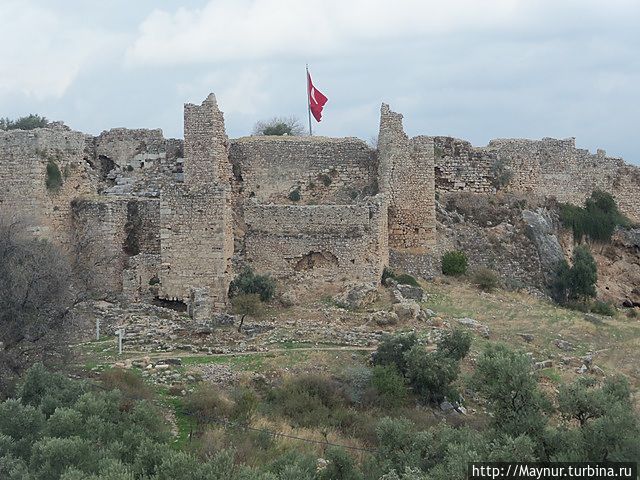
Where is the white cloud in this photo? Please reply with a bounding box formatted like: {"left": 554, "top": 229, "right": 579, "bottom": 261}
{"left": 126, "top": 0, "right": 640, "bottom": 66}
{"left": 126, "top": 0, "right": 520, "bottom": 65}
{"left": 0, "top": 1, "right": 123, "bottom": 100}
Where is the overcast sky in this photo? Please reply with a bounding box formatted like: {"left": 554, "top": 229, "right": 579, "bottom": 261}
{"left": 1, "top": 0, "right": 638, "bottom": 164}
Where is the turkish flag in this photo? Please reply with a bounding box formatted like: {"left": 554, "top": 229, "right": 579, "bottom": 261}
{"left": 307, "top": 71, "right": 328, "bottom": 122}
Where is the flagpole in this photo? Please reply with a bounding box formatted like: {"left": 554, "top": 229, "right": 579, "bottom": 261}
{"left": 306, "top": 64, "right": 312, "bottom": 136}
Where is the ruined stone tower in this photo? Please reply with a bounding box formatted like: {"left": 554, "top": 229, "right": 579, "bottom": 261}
{"left": 158, "top": 94, "right": 234, "bottom": 320}
{"left": 378, "top": 104, "right": 436, "bottom": 275}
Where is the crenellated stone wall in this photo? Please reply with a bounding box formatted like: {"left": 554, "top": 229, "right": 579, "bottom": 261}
{"left": 1, "top": 92, "right": 637, "bottom": 317}
{"left": 433, "top": 136, "right": 640, "bottom": 223}
{"left": 229, "top": 136, "right": 377, "bottom": 205}
{"left": 242, "top": 197, "right": 388, "bottom": 282}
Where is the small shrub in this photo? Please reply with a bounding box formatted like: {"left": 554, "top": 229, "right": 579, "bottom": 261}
{"left": 371, "top": 332, "right": 418, "bottom": 375}
{"left": 472, "top": 267, "right": 499, "bottom": 292}
{"left": 288, "top": 189, "right": 301, "bottom": 201}
{"left": 45, "top": 160, "right": 63, "bottom": 191}
{"left": 590, "top": 301, "right": 616, "bottom": 317}
{"left": 341, "top": 366, "right": 373, "bottom": 404}
{"left": 437, "top": 329, "right": 472, "bottom": 361}
{"left": 0, "top": 114, "right": 49, "bottom": 130}
{"left": 491, "top": 158, "right": 513, "bottom": 190}
{"left": 268, "top": 374, "right": 345, "bottom": 428}
{"left": 626, "top": 309, "right": 638, "bottom": 319}
{"left": 230, "top": 387, "right": 258, "bottom": 424}
{"left": 371, "top": 365, "right": 408, "bottom": 408}
{"left": 405, "top": 347, "right": 460, "bottom": 403}
{"left": 381, "top": 267, "right": 420, "bottom": 287}
{"left": 228, "top": 267, "right": 276, "bottom": 302}
{"left": 183, "top": 385, "right": 232, "bottom": 429}
{"left": 441, "top": 250, "right": 468, "bottom": 276}
{"left": 252, "top": 116, "right": 303, "bottom": 136}
{"left": 559, "top": 190, "right": 630, "bottom": 243}
{"left": 318, "top": 173, "right": 332, "bottom": 186}
{"left": 100, "top": 369, "right": 152, "bottom": 401}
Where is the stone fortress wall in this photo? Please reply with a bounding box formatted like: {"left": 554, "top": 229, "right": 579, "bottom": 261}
{"left": 0, "top": 91, "right": 638, "bottom": 320}
{"left": 433, "top": 136, "right": 640, "bottom": 223}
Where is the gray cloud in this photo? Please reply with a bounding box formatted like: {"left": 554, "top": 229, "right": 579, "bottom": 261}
{"left": 0, "top": 0, "right": 638, "bottom": 164}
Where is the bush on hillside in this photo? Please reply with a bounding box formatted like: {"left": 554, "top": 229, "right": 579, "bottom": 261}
{"left": 441, "top": 251, "right": 468, "bottom": 276}
{"left": 371, "top": 365, "right": 408, "bottom": 408}
{"left": 552, "top": 245, "right": 598, "bottom": 303}
{"left": 371, "top": 332, "right": 418, "bottom": 376}
{"left": 381, "top": 267, "right": 420, "bottom": 287}
{"left": 559, "top": 190, "right": 630, "bottom": 243}
{"left": 471, "top": 267, "right": 499, "bottom": 292}
{"left": 228, "top": 267, "right": 276, "bottom": 302}
{"left": 437, "top": 329, "right": 472, "bottom": 361}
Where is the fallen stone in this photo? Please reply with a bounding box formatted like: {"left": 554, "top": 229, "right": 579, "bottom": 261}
{"left": 534, "top": 360, "right": 553, "bottom": 370}
{"left": 518, "top": 333, "right": 534, "bottom": 343}
{"left": 393, "top": 300, "right": 421, "bottom": 320}
{"left": 396, "top": 283, "right": 424, "bottom": 301}
{"left": 370, "top": 310, "right": 399, "bottom": 326}
{"left": 554, "top": 339, "right": 574, "bottom": 351}
{"left": 583, "top": 313, "right": 604, "bottom": 325}
{"left": 591, "top": 365, "right": 605, "bottom": 376}
{"left": 334, "top": 283, "right": 380, "bottom": 310}
{"left": 577, "top": 364, "right": 588, "bottom": 374}
{"left": 440, "top": 401, "right": 455, "bottom": 412}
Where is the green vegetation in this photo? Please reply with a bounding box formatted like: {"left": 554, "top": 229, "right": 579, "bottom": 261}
{"left": 0, "top": 114, "right": 49, "bottom": 131}
{"left": 252, "top": 116, "right": 303, "bottom": 136}
{"left": 471, "top": 267, "right": 499, "bottom": 292}
{"left": 441, "top": 250, "right": 468, "bottom": 276}
{"left": 45, "top": 160, "right": 63, "bottom": 191}
{"left": 231, "top": 293, "right": 264, "bottom": 332}
{"left": 553, "top": 245, "right": 598, "bottom": 303}
{"left": 381, "top": 267, "right": 420, "bottom": 287}
{"left": 228, "top": 267, "right": 276, "bottom": 302}
{"left": 559, "top": 190, "right": 631, "bottom": 243}
{"left": 490, "top": 158, "right": 513, "bottom": 190}
{"left": 318, "top": 173, "right": 332, "bottom": 186}
{"left": 288, "top": 188, "right": 301, "bottom": 201}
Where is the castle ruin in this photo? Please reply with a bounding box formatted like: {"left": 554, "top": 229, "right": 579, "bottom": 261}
{"left": 1, "top": 93, "right": 638, "bottom": 320}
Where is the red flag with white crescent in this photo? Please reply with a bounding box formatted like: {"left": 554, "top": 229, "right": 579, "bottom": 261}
{"left": 307, "top": 71, "right": 328, "bottom": 122}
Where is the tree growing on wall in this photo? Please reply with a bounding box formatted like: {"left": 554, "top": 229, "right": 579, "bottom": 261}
{"left": 552, "top": 245, "right": 598, "bottom": 303}
{"left": 0, "top": 114, "right": 49, "bottom": 131}
{"left": 252, "top": 116, "right": 304, "bottom": 136}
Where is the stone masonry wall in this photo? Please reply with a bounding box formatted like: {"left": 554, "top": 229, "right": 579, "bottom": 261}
{"left": 243, "top": 196, "right": 388, "bottom": 283}
{"left": 378, "top": 104, "right": 436, "bottom": 253}
{"left": 159, "top": 94, "right": 234, "bottom": 319}
{"left": 229, "top": 136, "right": 377, "bottom": 205}
{"left": 433, "top": 136, "right": 496, "bottom": 193}
{"left": 0, "top": 126, "right": 95, "bottom": 245}
{"left": 433, "top": 136, "right": 640, "bottom": 223}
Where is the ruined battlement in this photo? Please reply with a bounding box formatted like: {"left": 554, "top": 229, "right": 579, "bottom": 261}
{"left": 229, "top": 135, "right": 376, "bottom": 205}
{"left": 434, "top": 135, "right": 640, "bottom": 222}
{"left": 1, "top": 92, "right": 638, "bottom": 321}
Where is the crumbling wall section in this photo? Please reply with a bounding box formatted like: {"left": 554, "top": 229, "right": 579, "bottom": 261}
{"left": 243, "top": 197, "right": 388, "bottom": 282}
{"left": 489, "top": 138, "right": 640, "bottom": 222}
{"left": 433, "top": 136, "right": 496, "bottom": 193}
{"left": 229, "top": 136, "right": 377, "bottom": 204}
{"left": 159, "top": 185, "right": 232, "bottom": 311}
{"left": 378, "top": 104, "right": 436, "bottom": 253}
{"left": 159, "top": 94, "right": 234, "bottom": 320}
{"left": 0, "top": 127, "right": 95, "bottom": 244}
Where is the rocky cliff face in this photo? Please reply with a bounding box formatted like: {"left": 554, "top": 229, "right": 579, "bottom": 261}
{"left": 437, "top": 192, "right": 640, "bottom": 307}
